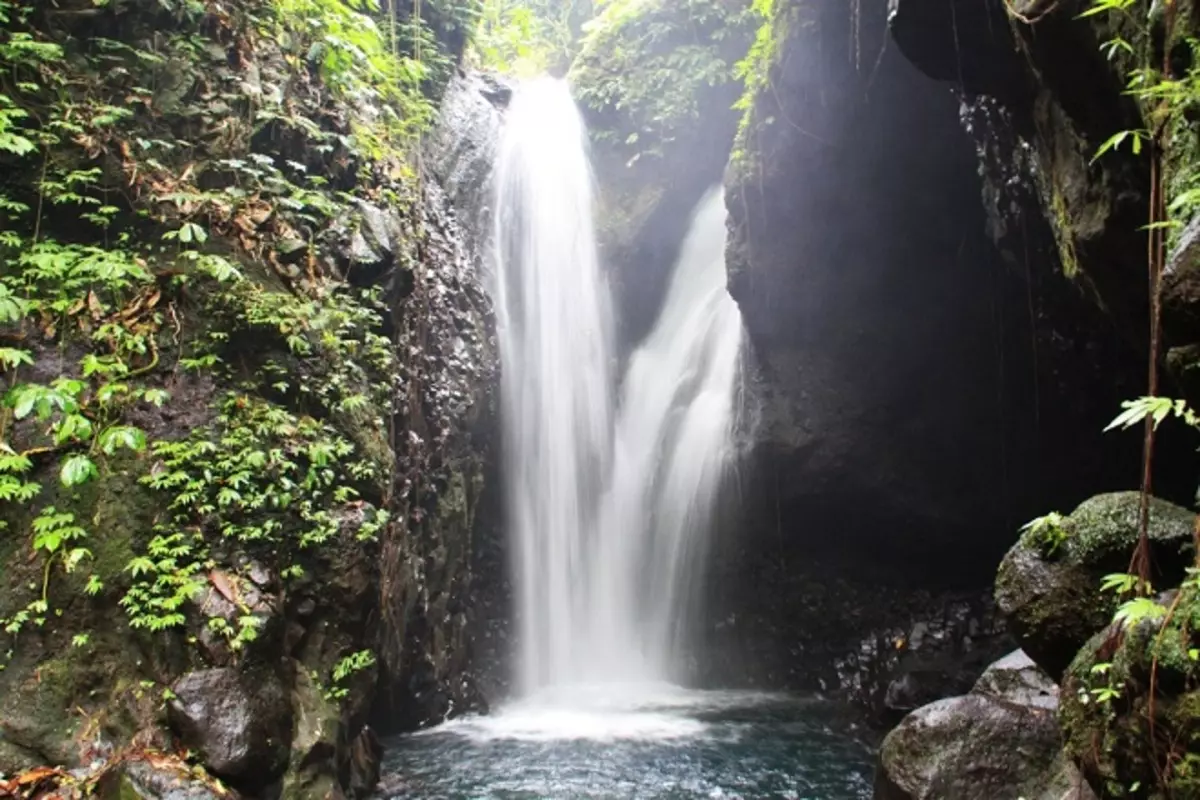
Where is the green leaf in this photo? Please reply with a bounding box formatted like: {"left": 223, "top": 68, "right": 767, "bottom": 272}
{"left": 60, "top": 454, "right": 99, "bottom": 487}
{"left": 0, "top": 348, "right": 33, "bottom": 370}
{"left": 126, "top": 556, "right": 156, "bottom": 577}
{"left": 142, "top": 388, "right": 170, "bottom": 407}
{"left": 1105, "top": 397, "right": 1180, "bottom": 432}
{"left": 9, "top": 384, "right": 42, "bottom": 419}
{"left": 1114, "top": 597, "right": 1167, "bottom": 629}
{"left": 1100, "top": 573, "right": 1141, "bottom": 595}
{"left": 1091, "top": 129, "right": 1146, "bottom": 163}
{"left": 98, "top": 425, "right": 147, "bottom": 455}
{"left": 176, "top": 221, "right": 208, "bottom": 244}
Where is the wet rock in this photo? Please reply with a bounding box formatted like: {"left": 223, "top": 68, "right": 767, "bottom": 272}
{"left": 995, "top": 492, "right": 1195, "bottom": 679}
{"left": 167, "top": 668, "right": 292, "bottom": 790}
{"left": 875, "top": 694, "right": 1059, "bottom": 799}
{"left": 971, "top": 650, "right": 1057, "bottom": 710}
{"left": 93, "top": 754, "right": 226, "bottom": 800}
{"left": 875, "top": 650, "right": 1092, "bottom": 800}
{"left": 1167, "top": 343, "right": 1200, "bottom": 405}
{"left": 887, "top": 0, "right": 1023, "bottom": 98}
{"left": 828, "top": 592, "right": 1011, "bottom": 718}
{"left": 427, "top": 71, "right": 509, "bottom": 261}
{"left": 346, "top": 726, "right": 383, "bottom": 796}
{"left": 884, "top": 670, "right": 958, "bottom": 714}
{"left": 280, "top": 668, "right": 342, "bottom": 799}
{"left": 373, "top": 78, "right": 500, "bottom": 730}
{"left": 1164, "top": 215, "right": 1200, "bottom": 343}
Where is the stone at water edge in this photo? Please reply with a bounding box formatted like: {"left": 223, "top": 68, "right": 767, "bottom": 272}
{"left": 874, "top": 649, "right": 1096, "bottom": 800}
{"left": 971, "top": 649, "right": 1057, "bottom": 710}
{"left": 166, "top": 668, "right": 292, "bottom": 791}
{"left": 93, "top": 754, "right": 227, "bottom": 800}
{"left": 995, "top": 491, "right": 1195, "bottom": 680}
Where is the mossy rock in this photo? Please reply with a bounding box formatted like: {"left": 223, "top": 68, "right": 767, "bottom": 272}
{"left": 995, "top": 492, "right": 1195, "bottom": 680}
{"left": 1060, "top": 590, "right": 1200, "bottom": 800}
{"left": 0, "top": 454, "right": 166, "bottom": 774}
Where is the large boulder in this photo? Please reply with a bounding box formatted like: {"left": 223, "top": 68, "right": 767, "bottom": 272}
{"left": 995, "top": 492, "right": 1195, "bottom": 679}
{"left": 167, "top": 668, "right": 292, "bottom": 790}
{"left": 875, "top": 650, "right": 1095, "bottom": 800}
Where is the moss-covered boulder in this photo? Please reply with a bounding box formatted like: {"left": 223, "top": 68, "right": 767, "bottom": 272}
{"left": 1059, "top": 579, "right": 1200, "bottom": 799}
{"left": 995, "top": 492, "right": 1195, "bottom": 679}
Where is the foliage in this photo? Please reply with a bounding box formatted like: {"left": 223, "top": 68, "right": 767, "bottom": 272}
{"left": 1106, "top": 396, "right": 1200, "bottom": 432}
{"left": 471, "top": 0, "right": 591, "bottom": 75}
{"left": 569, "top": 0, "right": 758, "bottom": 166}
{"left": 132, "top": 392, "right": 386, "bottom": 647}
{"left": 1062, "top": 570, "right": 1200, "bottom": 797}
{"left": 728, "top": 0, "right": 794, "bottom": 175}
{"left": 271, "top": 0, "right": 442, "bottom": 157}
{"left": 1022, "top": 511, "right": 1070, "bottom": 557}
{"left": 733, "top": 0, "right": 777, "bottom": 116}
{"left": 0, "top": 0, "right": 435, "bottom": 689}
{"left": 0, "top": 233, "right": 163, "bottom": 643}
{"left": 323, "top": 648, "right": 376, "bottom": 699}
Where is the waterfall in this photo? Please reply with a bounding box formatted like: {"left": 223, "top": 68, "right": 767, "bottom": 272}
{"left": 492, "top": 77, "right": 744, "bottom": 698}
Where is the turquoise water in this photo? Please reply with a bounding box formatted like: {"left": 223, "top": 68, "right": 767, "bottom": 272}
{"left": 380, "top": 687, "right": 875, "bottom": 799}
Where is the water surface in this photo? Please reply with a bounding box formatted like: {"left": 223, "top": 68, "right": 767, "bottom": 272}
{"left": 381, "top": 687, "right": 875, "bottom": 799}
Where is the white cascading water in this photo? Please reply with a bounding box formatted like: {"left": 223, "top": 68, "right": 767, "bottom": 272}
{"left": 492, "top": 77, "right": 744, "bottom": 701}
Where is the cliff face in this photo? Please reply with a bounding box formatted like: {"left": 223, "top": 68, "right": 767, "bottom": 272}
{"left": 696, "top": 0, "right": 1178, "bottom": 696}
{"left": 0, "top": 1, "right": 502, "bottom": 795}
{"left": 880, "top": 1, "right": 1200, "bottom": 795}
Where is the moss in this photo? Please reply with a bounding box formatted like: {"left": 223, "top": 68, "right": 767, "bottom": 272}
{"left": 73, "top": 457, "right": 148, "bottom": 587}
{"left": 728, "top": 0, "right": 800, "bottom": 183}
{"left": 1061, "top": 492, "right": 1195, "bottom": 559}
{"left": 1049, "top": 182, "right": 1082, "bottom": 278}
{"left": 1061, "top": 585, "right": 1200, "bottom": 798}
{"left": 995, "top": 492, "right": 1195, "bottom": 679}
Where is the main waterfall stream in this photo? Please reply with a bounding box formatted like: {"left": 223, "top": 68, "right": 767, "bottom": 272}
{"left": 494, "top": 77, "right": 742, "bottom": 692}
{"left": 381, "top": 78, "right": 873, "bottom": 798}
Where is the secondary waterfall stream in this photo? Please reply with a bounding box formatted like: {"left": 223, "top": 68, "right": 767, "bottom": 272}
{"left": 493, "top": 77, "right": 743, "bottom": 695}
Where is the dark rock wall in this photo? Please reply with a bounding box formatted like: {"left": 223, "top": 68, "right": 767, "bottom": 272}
{"left": 704, "top": 0, "right": 1158, "bottom": 697}
{"left": 411, "top": 71, "right": 512, "bottom": 709}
